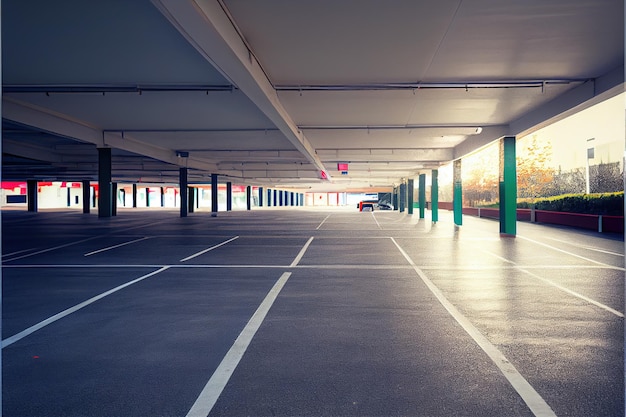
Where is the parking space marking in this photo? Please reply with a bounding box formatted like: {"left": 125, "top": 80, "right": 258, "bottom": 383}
{"left": 543, "top": 236, "right": 625, "bottom": 257}
{"left": 391, "top": 238, "right": 557, "bottom": 417}
{"left": 3, "top": 236, "right": 101, "bottom": 262}
{"left": 518, "top": 235, "right": 623, "bottom": 269}
{"left": 84, "top": 237, "right": 151, "bottom": 257}
{"left": 371, "top": 212, "right": 382, "bottom": 229}
{"left": 186, "top": 272, "right": 292, "bottom": 417}
{"left": 482, "top": 250, "right": 624, "bottom": 318}
{"left": 2, "top": 266, "right": 170, "bottom": 348}
{"left": 316, "top": 214, "right": 332, "bottom": 230}
{"left": 290, "top": 237, "right": 314, "bottom": 267}
{"left": 179, "top": 236, "right": 239, "bottom": 262}
{"left": 3, "top": 248, "right": 39, "bottom": 258}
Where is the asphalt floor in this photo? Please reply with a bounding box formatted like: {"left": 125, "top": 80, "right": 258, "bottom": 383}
{"left": 2, "top": 206, "right": 624, "bottom": 417}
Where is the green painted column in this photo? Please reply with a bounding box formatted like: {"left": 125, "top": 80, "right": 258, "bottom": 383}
{"left": 407, "top": 179, "right": 414, "bottom": 214}
{"left": 399, "top": 183, "right": 406, "bottom": 212}
{"left": 246, "top": 185, "right": 252, "bottom": 210}
{"left": 431, "top": 169, "right": 439, "bottom": 223}
{"left": 418, "top": 174, "right": 426, "bottom": 219}
{"left": 211, "top": 174, "right": 219, "bottom": 213}
{"left": 453, "top": 159, "right": 463, "bottom": 226}
{"left": 499, "top": 136, "right": 517, "bottom": 236}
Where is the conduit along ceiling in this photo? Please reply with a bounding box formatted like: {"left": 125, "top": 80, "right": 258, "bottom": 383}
{"left": 2, "top": 0, "right": 623, "bottom": 192}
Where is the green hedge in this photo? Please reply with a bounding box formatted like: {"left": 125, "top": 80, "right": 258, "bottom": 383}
{"left": 517, "top": 192, "right": 624, "bottom": 215}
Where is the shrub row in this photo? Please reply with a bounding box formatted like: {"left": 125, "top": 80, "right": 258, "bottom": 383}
{"left": 517, "top": 192, "right": 624, "bottom": 215}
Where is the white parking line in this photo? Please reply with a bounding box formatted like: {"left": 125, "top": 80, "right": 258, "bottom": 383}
{"left": 84, "top": 237, "right": 151, "bottom": 256}
{"left": 481, "top": 250, "right": 624, "bottom": 318}
{"left": 2, "top": 266, "right": 170, "bottom": 348}
{"left": 179, "top": 236, "right": 239, "bottom": 262}
{"left": 391, "top": 238, "right": 557, "bottom": 417}
{"left": 3, "top": 236, "right": 101, "bottom": 262}
{"left": 290, "top": 237, "right": 314, "bottom": 267}
{"left": 186, "top": 272, "right": 292, "bottom": 417}
{"left": 544, "top": 236, "right": 625, "bottom": 257}
{"left": 2, "top": 248, "right": 38, "bottom": 258}
{"left": 518, "top": 235, "right": 619, "bottom": 268}
{"left": 316, "top": 214, "right": 331, "bottom": 230}
{"left": 371, "top": 212, "right": 382, "bottom": 229}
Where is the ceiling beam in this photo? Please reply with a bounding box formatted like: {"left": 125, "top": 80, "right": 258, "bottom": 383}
{"left": 317, "top": 148, "right": 453, "bottom": 161}
{"left": 151, "top": 0, "right": 330, "bottom": 179}
{"left": 3, "top": 98, "right": 217, "bottom": 173}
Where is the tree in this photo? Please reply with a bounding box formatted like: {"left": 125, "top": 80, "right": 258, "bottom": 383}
{"left": 462, "top": 144, "right": 499, "bottom": 206}
{"left": 590, "top": 161, "right": 623, "bottom": 193}
{"left": 517, "top": 135, "right": 555, "bottom": 201}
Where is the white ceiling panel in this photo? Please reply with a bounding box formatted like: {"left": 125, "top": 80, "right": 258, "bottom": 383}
{"left": 2, "top": 0, "right": 623, "bottom": 191}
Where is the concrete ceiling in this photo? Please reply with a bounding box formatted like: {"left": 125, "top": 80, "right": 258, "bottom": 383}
{"left": 2, "top": 0, "right": 624, "bottom": 191}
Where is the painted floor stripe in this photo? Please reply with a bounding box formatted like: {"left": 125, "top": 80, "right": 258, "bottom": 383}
{"left": 2, "top": 248, "right": 38, "bottom": 258}
{"left": 520, "top": 267, "right": 624, "bottom": 318}
{"left": 186, "top": 272, "right": 292, "bottom": 417}
{"left": 3, "top": 236, "right": 101, "bottom": 262}
{"left": 316, "top": 214, "right": 331, "bottom": 230}
{"left": 1, "top": 266, "right": 170, "bottom": 349}
{"left": 518, "top": 235, "right": 616, "bottom": 267}
{"left": 180, "top": 236, "right": 239, "bottom": 262}
{"left": 391, "top": 238, "right": 557, "bottom": 417}
{"left": 84, "top": 237, "right": 151, "bottom": 256}
{"left": 290, "top": 237, "right": 314, "bottom": 267}
{"left": 544, "top": 236, "right": 625, "bottom": 257}
{"left": 3, "top": 263, "right": 620, "bottom": 271}
{"left": 371, "top": 212, "right": 382, "bottom": 229}
{"left": 482, "top": 250, "right": 624, "bottom": 318}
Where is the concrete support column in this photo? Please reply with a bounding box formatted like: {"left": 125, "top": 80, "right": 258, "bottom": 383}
{"left": 112, "top": 182, "right": 118, "bottom": 216}
{"left": 499, "top": 136, "right": 517, "bottom": 236}
{"left": 393, "top": 187, "right": 399, "bottom": 211}
{"left": 211, "top": 174, "right": 219, "bottom": 213}
{"left": 82, "top": 180, "right": 91, "bottom": 214}
{"left": 27, "top": 180, "right": 38, "bottom": 212}
{"left": 267, "top": 189, "right": 272, "bottom": 207}
{"left": 418, "top": 174, "right": 426, "bottom": 219}
{"left": 145, "top": 187, "right": 150, "bottom": 207}
{"left": 132, "top": 184, "right": 137, "bottom": 208}
{"left": 407, "top": 179, "right": 414, "bottom": 215}
{"left": 98, "top": 147, "right": 112, "bottom": 218}
{"left": 160, "top": 187, "right": 165, "bottom": 207}
{"left": 259, "top": 187, "right": 264, "bottom": 207}
{"left": 226, "top": 182, "right": 232, "bottom": 211}
{"left": 273, "top": 189, "right": 278, "bottom": 206}
{"left": 179, "top": 168, "right": 188, "bottom": 217}
{"left": 431, "top": 170, "right": 439, "bottom": 223}
{"left": 399, "top": 183, "right": 406, "bottom": 212}
{"left": 453, "top": 160, "right": 463, "bottom": 226}
{"left": 246, "top": 185, "right": 252, "bottom": 210}
{"left": 188, "top": 187, "right": 195, "bottom": 213}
